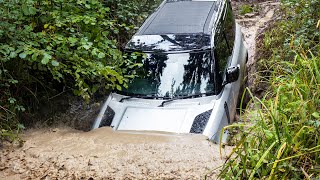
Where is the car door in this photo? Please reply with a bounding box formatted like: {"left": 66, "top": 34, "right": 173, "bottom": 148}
{"left": 213, "top": 1, "right": 237, "bottom": 120}
{"left": 223, "top": 0, "right": 239, "bottom": 118}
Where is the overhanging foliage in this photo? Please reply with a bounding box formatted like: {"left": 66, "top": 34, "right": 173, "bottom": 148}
{"left": 0, "top": 0, "right": 160, "bottom": 140}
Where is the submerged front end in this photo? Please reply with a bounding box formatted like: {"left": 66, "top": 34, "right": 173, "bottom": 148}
{"left": 92, "top": 93, "right": 229, "bottom": 142}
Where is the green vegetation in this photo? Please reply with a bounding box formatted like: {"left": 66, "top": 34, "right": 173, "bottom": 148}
{"left": 220, "top": 0, "right": 320, "bottom": 179}
{"left": 239, "top": 4, "right": 254, "bottom": 15}
{"left": 0, "top": 0, "right": 160, "bottom": 141}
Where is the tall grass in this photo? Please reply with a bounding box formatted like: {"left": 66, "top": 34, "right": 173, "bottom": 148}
{"left": 219, "top": 0, "right": 320, "bottom": 178}
{"left": 219, "top": 53, "right": 320, "bottom": 179}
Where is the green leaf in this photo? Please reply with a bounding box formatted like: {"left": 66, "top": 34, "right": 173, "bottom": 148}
{"left": 116, "top": 85, "right": 122, "bottom": 91}
{"left": 15, "top": 105, "right": 26, "bottom": 112}
{"left": 91, "top": 84, "right": 99, "bottom": 93}
{"left": 98, "top": 52, "right": 105, "bottom": 59}
{"left": 125, "top": 26, "right": 130, "bottom": 31}
{"left": 68, "top": 37, "right": 78, "bottom": 45}
{"left": 22, "top": 4, "right": 37, "bottom": 16}
{"left": 41, "top": 53, "right": 52, "bottom": 64}
{"left": 51, "top": 60, "right": 59, "bottom": 67}
{"left": 118, "top": 77, "right": 123, "bottom": 84}
{"left": 264, "top": 130, "right": 274, "bottom": 140}
{"left": 91, "top": 48, "right": 98, "bottom": 56}
{"left": 28, "top": 7, "right": 37, "bottom": 15}
{"left": 131, "top": 55, "right": 137, "bottom": 59}
{"left": 8, "top": 97, "right": 16, "bottom": 104}
{"left": 9, "top": 51, "right": 17, "bottom": 58}
{"left": 312, "top": 112, "right": 320, "bottom": 119}
{"left": 19, "top": 53, "right": 27, "bottom": 59}
{"left": 22, "top": 4, "right": 29, "bottom": 15}
{"left": 31, "top": 53, "right": 39, "bottom": 61}
{"left": 83, "top": 45, "right": 90, "bottom": 50}
{"left": 8, "top": 79, "right": 18, "bottom": 84}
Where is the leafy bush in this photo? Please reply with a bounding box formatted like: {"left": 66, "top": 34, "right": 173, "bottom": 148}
{"left": 0, "top": 0, "right": 160, "bottom": 140}
{"left": 219, "top": 0, "right": 320, "bottom": 179}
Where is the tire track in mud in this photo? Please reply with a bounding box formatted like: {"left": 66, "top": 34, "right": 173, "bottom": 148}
{"left": 0, "top": 1, "right": 280, "bottom": 179}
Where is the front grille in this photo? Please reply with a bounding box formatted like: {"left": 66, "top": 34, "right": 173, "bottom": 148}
{"left": 99, "top": 106, "right": 115, "bottom": 128}
{"left": 190, "top": 110, "right": 212, "bottom": 134}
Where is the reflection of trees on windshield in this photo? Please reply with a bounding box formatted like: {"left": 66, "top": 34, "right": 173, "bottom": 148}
{"left": 123, "top": 51, "right": 216, "bottom": 97}
{"left": 126, "top": 34, "right": 211, "bottom": 52}
{"left": 160, "top": 34, "right": 211, "bottom": 52}
{"left": 160, "top": 35, "right": 182, "bottom": 47}
{"left": 179, "top": 52, "right": 213, "bottom": 95}
{"left": 143, "top": 53, "right": 168, "bottom": 81}
{"left": 125, "top": 53, "right": 168, "bottom": 95}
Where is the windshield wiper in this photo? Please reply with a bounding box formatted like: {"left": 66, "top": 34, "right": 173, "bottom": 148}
{"left": 119, "top": 93, "right": 169, "bottom": 102}
{"left": 158, "top": 92, "right": 215, "bottom": 107}
{"left": 119, "top": 95, "right": 153, "bottom": 102}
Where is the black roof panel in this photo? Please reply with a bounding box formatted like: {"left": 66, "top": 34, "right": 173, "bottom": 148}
{"left": 139, "top": 1, "right": 218, "bottom": 35}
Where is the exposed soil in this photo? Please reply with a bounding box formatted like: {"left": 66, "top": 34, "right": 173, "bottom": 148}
{"left": 0, "top": 1, "right": 280, "bottom": 179}
{"left": 232, "top": 0, "right": 280, "bottom": 95}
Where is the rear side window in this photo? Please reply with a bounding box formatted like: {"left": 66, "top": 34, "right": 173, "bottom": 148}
{"left": 224, "top": 1, "right": 236, "bottom": 53}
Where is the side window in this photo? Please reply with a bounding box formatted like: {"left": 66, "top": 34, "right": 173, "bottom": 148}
{"left": 224, "top": 1, "right": 236, "bottom": 54}
{"left": 213, "top": 2, "right": 235, "bottom": 93}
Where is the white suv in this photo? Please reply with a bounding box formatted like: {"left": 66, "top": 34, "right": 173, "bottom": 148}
{"left": 92, "top": 0, "right": 247, "bottom": 143}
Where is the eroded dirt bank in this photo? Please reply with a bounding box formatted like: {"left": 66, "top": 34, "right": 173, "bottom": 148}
{"left": 232, "top": 0, "right": 280, "bottom": 95}
{"left": 0, "top": 1, "right": 280, "bottom": 179}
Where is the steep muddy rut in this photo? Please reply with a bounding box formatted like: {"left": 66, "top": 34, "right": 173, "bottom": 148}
{"left": 0, "top": 1, "right": 279, "bottom": 179}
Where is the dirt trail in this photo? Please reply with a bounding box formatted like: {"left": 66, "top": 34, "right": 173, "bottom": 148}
{"left": 233, "top": 1, "right": 280, "bottom": 93}
{"left": 0, "top": 1, "right": 279, "bottom": 179}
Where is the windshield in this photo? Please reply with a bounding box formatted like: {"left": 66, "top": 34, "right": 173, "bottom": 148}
{"left": 121, "top": 51, "right": 216, "bottom": 98}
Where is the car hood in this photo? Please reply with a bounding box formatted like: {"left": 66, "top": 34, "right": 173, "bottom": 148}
{"left": 118, "top": 107, "right": 192, "bottom": 133}
{"left": 108, "top": 94, "right": 217, "bottom": 134}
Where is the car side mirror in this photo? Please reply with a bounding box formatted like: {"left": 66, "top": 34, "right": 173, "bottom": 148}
{"left": 224, "top": 65, "right": 240, "bottom": 85}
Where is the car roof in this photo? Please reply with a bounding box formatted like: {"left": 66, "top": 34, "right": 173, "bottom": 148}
{"left": 137, "top": 0, "right": 220, "bottom": 35}
{"left": 126, "top": 0, "right": 224, "bottom": 52}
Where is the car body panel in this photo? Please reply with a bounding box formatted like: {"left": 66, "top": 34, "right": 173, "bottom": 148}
{"left": 119, "top": 108, "right": 189, "bottom": 132}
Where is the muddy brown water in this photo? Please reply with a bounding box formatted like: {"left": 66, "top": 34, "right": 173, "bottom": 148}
{"left": 0, "top": 1, "right": 279, "bottom": 179}
{"left": 0, "top": 127, "right": 231, "bottom": 179}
